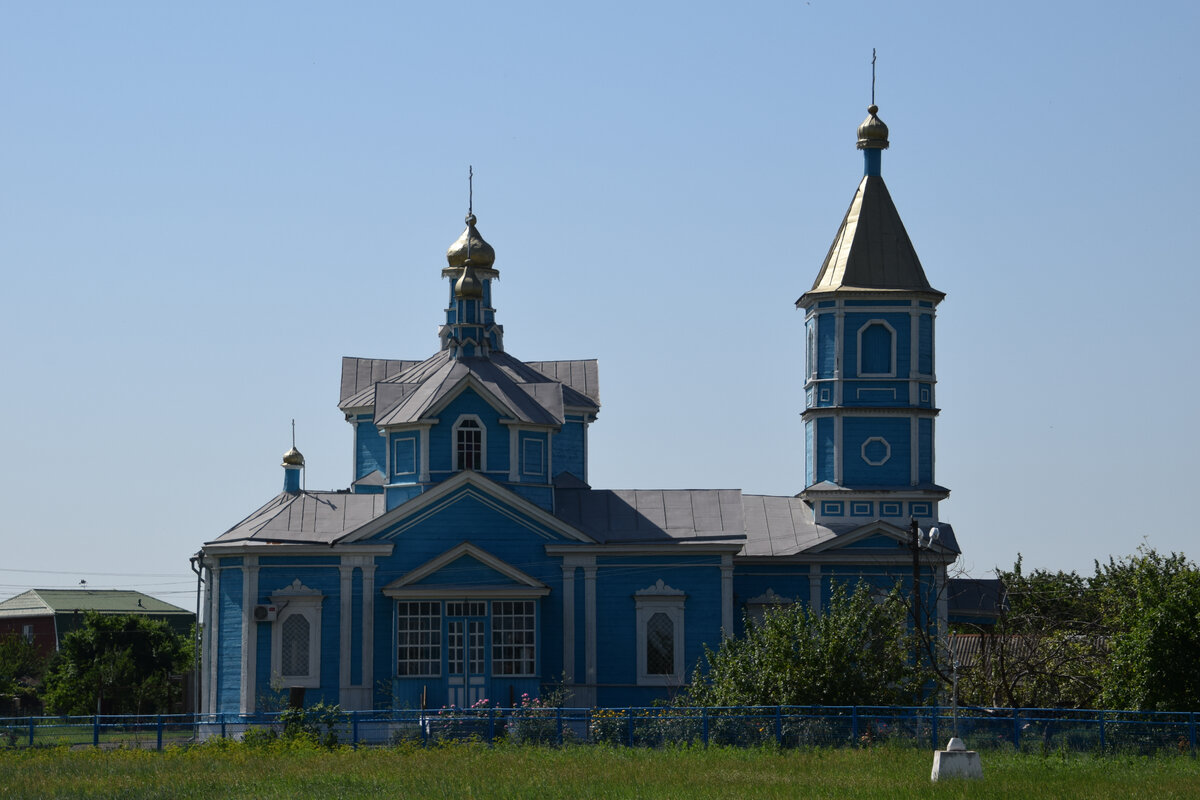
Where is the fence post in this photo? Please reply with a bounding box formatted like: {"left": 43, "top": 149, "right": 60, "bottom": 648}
{"left": 851, "top": 706, "right": 858, "bottom": 743}
{"left": 1098, "top": 711, "right": 1105, "bottom": 751}
{"left": 352, "top": 712, "right": 359, "bottom": 747}
{"left": 627, "top": 707, "right": 635, "bottom": 748}
{"left": 1191, "top": 712, "right": 1196, "bottom": 759}
{"left": 157, "top": 715, "right": 164, "bottom": 751}
{"left": 702, "top": 707, "right": 709, "bottom": 747}
{"left": 556, "top": 706, "right": 564, "bottom": 746}
{"left": 93, "top": 715, "right": 100, "bottom": 747}
{"left": 489, "top": 707, "right": 496, "bottom": 743}
{"left": 775, "top": 706, "right": 782, "bottom": 747}
{"left": 1013, "top": 708, "right": 1020, "bottom": 750}
{"left": 931, "top": 706, "right": 938, "bottom": 749}
{"left": 28, "top": 717, "right": 35, "bottom": 747}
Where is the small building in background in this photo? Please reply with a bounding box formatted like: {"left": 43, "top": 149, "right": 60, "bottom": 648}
{"left": 0, "top": 589, "right": 195, "bottom": 659}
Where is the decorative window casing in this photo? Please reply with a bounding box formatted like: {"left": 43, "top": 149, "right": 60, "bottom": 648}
{"left": 270, "top": 580, "right": 324, "bottom": 689}
{"left": 744, "top": 589, "right": 793, "bottom": 626}
{"left": 453, "top": 416, "right": 485, "bottom": 471}
{"left": 492, "top": 600, "right": 536, "bottom": 676}
{"left": 857, "top": 320, "right": 897, "bottom": 377}
{"left": 634, "top": 580, "right": 686, "bottom": 686}
{"left": 397, "top": 601, "right": 441, "bottom": 677}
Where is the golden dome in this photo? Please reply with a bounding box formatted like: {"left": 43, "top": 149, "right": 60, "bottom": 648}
{"left": 856, "top": 104, "right": 889, "bottom": 150}
{"left": 282, "top": 446, "right": 305, "bottom": 467}
{"left": 446, "top": 214, "right": 496, "bottom": 270}
{"left": 454, "top": 262, "right": 484, "bottom": 299}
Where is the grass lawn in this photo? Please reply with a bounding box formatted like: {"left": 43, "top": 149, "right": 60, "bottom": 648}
{"left": 2, "top": 742, "right": 1199, "bottom": 799}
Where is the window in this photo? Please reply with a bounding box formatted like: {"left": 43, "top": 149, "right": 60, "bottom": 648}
{"left": 634, "top": 580, "right": 686, "bottom": 686}
{"left": 455, "top": 418, "right": 483, "bottom": 471}
{"left": 744, "top": 589, "right": 793, "bottom": 626}
{"left": 21, "top": 624, "right": 33, "bottom": 643}
{"left": 397, "top": 601, "right": 441, "bottom": 677}
{"left": 269, "top": 580, "right": 324, "bottom": 688}
{"left": 807, "top": 322, "right": 817, "bottom": 379}
{"left": 857, "top": 320, "right": 896, "bottom": 376}
{"left": 492, "top": 600, "right": 536, "bottom": 676}
{"left": 281, "top": 615, "right": 310, "bottom": 676}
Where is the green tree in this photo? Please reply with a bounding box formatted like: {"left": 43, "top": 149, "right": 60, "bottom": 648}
{"left": 41, "top": 612, "right": 192, "bottom": 715}
{"left": 0, "top": 634, "right": 46, "bottom": 713}
{"left": 684, "top": 582, "right": 924, "bottom": 707}
{"left": 1093, "top": 547, "right": 1200, "bottom": 711}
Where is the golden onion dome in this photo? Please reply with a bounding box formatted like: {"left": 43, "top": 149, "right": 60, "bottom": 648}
{"left": 454, "top": 262, "right": 484, "bottom": 299}
{"left": 856, "top": 104, "right": 890, "bottom": 150}
{"left": 282, "top": 446, "right": 305, "bottom": 468}
{"left": 446, "top": 214, "right": 496, "bottom": 270}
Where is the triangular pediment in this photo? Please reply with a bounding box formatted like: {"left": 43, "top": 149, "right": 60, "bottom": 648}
{"left": 336, "top": 470, "right": 594, "bottom": 545}
{"left": 807, "top": 519, "right": 955, "bottom": 559}
{"left": 381, "top": 542, "right": 550, "bottom": 599}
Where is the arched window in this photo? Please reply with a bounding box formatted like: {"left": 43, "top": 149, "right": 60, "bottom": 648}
{"left": 858, "top": 321, "right": 896, "bottom": 376}
{"left": 456, "top": 419, "right": 482, "bottom": 470}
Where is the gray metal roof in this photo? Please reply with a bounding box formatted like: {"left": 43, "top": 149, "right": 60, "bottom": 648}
{"left": 800, "top": 175, "right": 943, "bottom": 304}
{"left": 339, "top": 352, "right": 600, "bottom": 427}
{"left": 0, "top": 589, "right": 191, "bottom": 618}
{"left": 739, "top": 494, "right": 836, "bottom": 556}
{"left": 553, "top": 489, "right": 747, "bottom": 545}
{"left": 210, "top": 491, "right": 388, "bottom": 545}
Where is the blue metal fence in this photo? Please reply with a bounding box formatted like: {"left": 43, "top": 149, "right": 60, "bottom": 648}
{"left": 2, "top": 706, "right": 1197, "bottom": 754}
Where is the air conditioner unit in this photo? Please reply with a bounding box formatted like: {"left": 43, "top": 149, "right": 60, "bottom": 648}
{"left": 253, "top": 605, "right": 277, "bottom": 622}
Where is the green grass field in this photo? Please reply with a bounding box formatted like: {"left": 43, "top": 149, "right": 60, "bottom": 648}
{"left": 2, "top": 742, "right": 1198, "bottom": 799}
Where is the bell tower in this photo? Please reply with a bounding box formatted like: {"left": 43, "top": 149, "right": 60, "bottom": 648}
{"left": 797, "top": 104, "right": 947, "bottom": 529}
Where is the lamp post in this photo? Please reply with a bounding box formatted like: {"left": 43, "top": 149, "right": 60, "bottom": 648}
{"left": 908, "top": 516, "right": 940, "bottom": 695}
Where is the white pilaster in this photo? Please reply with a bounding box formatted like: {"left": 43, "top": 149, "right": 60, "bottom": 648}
{"left": 339, "top": 565, "right": 353, "bottom": 707}
{"left": 362, "top": 560, "right": 376, "bottom": 705}
{"left": 561, "top": 564, "right": 576, "bottom": 683}
{"left": 809, "top": 564, "right": 822, "bottom": 615}
{"left": 240, "top": 557, "right": 258, "bottom": 714}
{"left": 584, "top": 565, "right": 597, "bottom": 685}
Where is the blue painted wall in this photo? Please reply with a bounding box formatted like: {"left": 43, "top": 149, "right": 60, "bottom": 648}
{"left": 217, "top": 566, "right": 242, "bottom": 714}
{"left": 816, "top": 418, "right": 835, "bottom": 484}
{"left": 919, "top": 418, "right": 933, "bottom": 484}
{"left": 427, "top": 390, "right": 510, "bottom": 480}
{"left": 553, "top": 418, "right": 586, "bottom": 483}
{"left": 842, "top": 417, "right": 910, "bottom": 487}
{"left": 355, "top": 421, "right": 385, "bottom": 480}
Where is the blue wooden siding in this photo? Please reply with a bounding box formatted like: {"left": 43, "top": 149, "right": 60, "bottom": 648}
{"left": 844, "top": 312, "right": 910, "bottom": 379}
{"left": 843, "top": 380, "right": 909, "bottom": 407}
{"left": 816, "top": 418, "right": 835, "bottom": 484}
{"left": 355, "top": 422, "right": 385, "bottom": 480}
{"left": 391, "top": 435, "right": 418, "bottom": 480}
{"left": 918, "top": 314, "right": 933, "bottom": 375}
{"left": 427, "top": 390, "right": 510, "bottom": 479}
{"left": 919, "top": 418, "right": 933, "bottom": 484}
{"left": 553, "top": 419, "right": 586, "bottom": 482}
{"left": 817, "top": 313, "right": 836, "bottom": 379}
{"left": 519, "top": 431, "right": 548, "bottom": 482}
{"left": 217, "top": 568, "right": 242, "bottom": 714}
{"left": 804, "top": 421, "right": 814, "bottom": 487}
{"left": 409, "top": 554, "right": 522, "bottom": 587}
{"left": 842, "top": 417, "right": 910, "bottom": 487}
{"left": 386, "top": 484, "right": 424, "bottom": 511}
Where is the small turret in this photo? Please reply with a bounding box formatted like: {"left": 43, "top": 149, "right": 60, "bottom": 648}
{"left": 282, "top": 426, "right": 304, "bottom": 493}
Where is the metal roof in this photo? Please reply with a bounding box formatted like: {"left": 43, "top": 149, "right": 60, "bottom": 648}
{"left": 799, "top": 175, "right": 943, "bottom": 304}
{"left": 553, "top": 488, "right": 747, "bottom": 545}
{"left": 209, "top": 491, "right": 388, "bottom": 545}
{"left": 0, "top": 589, "right": 192, "bottom": 618}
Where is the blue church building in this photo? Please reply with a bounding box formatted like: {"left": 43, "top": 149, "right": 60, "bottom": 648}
{"left": 198, "top": 103, "right": 961, "bottom": 713}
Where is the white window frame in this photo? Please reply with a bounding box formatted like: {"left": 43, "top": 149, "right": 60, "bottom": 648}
{"left": 270, "top": 580, "right": 324, "bottom": 689}
{"left": 634, "top": 580, "right": 686, "bottom": 686}
{"left": 452, "top": 414, "right": 486, "bottom": 472}
{"left": 856, "top": 319, "right": 897, "bottom": 377}
{"left": 392, "top": 434, "right": 418, "bottom": 477}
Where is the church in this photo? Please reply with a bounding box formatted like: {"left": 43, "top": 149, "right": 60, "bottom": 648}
{"left": 197, "top": 102, "right": 960, "bottom": 714}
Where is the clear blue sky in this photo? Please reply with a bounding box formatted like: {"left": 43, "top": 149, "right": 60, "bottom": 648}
{"left": 2, "top": 2, "right": 1198, "bottom": 605}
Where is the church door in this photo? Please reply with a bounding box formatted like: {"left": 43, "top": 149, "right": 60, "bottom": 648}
{"left": 446, "top": 601, "right": 488, "bottom": 707}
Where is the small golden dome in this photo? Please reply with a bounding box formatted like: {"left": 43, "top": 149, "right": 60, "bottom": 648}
{"left": 446, "top": 214, "right": 496, "bottom": 270}
{"left": 856, "top": 104, "right": 889, "bottom": 150}
{"left": 454, "top": 262, "right": 484, "bottom": 299}
{"left": 282, "top": 447, "right": 305, "bottom": 467}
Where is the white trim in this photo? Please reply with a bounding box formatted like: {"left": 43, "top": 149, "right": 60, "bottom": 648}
{"left": 270, "top": 580, "right": 324, "bottom": 690}
{"left": 340, "top": 471, "right": 595, "bottom": 544}
{"left": 860, "top": 436, "right": 891, "bottom": 467}
{"left": 584, "top": 566, "right": 597, "bottom": 685}
{"left": 634, "top": 581, "right": 686, "bottom": 686}
{"left": 720, "top": 555, "right": 733, "bottom": 637}
{"left": 338, "top": 566, "right": 352, "bottom": 705}
{"left": 856, "top": 319, "right": 897, "bottom": 377}
{"left": 384, "top": 541, "right": 550, "bottom": 592}
{"left": 240, "top": 558, "right": 257, "bottom": 714}
{"left": 561, "top": 564, "right": 576, "bottom": 683}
